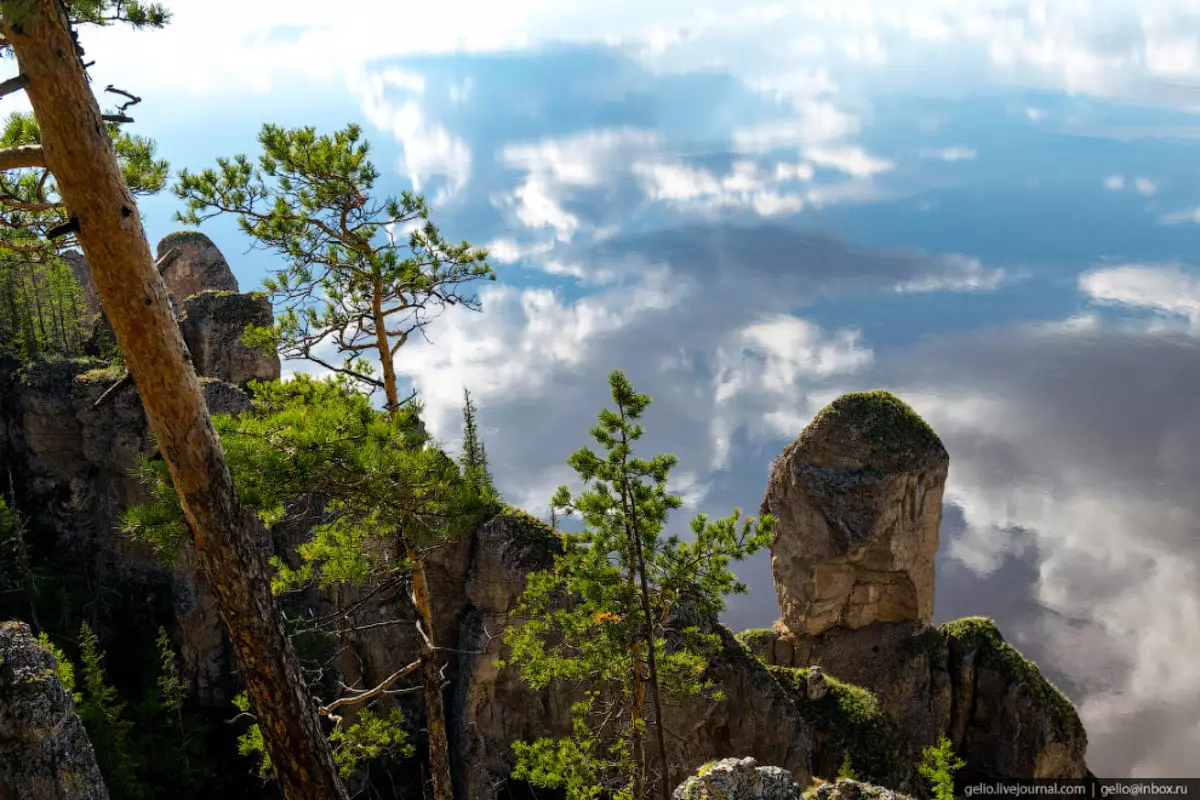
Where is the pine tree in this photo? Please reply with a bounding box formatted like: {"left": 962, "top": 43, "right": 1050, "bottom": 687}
{"left": 504, "top": 370, "right": 774, "bottom": 800}
{"left": 917, "top": 736, "right": 965, "bottom": 800}
{"left": 124, "top": 375, "right": 477, "bottom": 797}
{"left": 173, "top": 123, "right": 494, "bottom": 413}
{"left": 460, "top": 387, "right": 496, "bottom": 501}
{"left": 0, "top": 3, "right": 348, "bottom": 797}
{"left": 78, "top": 622, "right": 143, "bottom": 799}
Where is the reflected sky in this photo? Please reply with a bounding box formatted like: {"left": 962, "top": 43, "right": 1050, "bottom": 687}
{"left": 42, "top": 0, "right": 1200, "bottom": 779}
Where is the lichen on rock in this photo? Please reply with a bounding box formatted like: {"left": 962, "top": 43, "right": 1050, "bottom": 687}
{"left": 0, "top": 621, "right": 110, "bottom": 800}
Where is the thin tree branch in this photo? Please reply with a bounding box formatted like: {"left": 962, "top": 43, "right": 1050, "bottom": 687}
{"left": 0, "top": 74, "right": 29, "bottom": 98}
{"left": 0, "top": 144, "right": 46, "bottom": 171}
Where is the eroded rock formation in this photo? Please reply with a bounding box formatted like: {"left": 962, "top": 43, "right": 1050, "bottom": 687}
{"left": 762, "top": 391, "right": 948, "bottom": 636}
{"left": 0, "top": 621, "right": 109, "bottom": 800}
{"left": 181, "top": 291, "right": 281, "bottom": 388}
{"left": 156, "top": 230, "right": 239, "bottom": 301}
{"left": 451, "top": 510, "right": 813, "bottom": 798}
{"left": 748, "top": 391, "right": 1088, "bottom": 789}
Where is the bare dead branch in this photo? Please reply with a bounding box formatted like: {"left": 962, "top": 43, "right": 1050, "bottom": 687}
{"left": 0, "top": 73, "right": 28, "bottom": 98}
{"left": 319, "top": 659, "right": 422, "bottom": 716}
{"left": 103, "top": 83, "right": 141, "bottom": 112}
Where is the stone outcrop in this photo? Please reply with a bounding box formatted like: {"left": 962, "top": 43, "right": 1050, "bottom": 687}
{"left": 762, "top": 391, "right": 949, "bottom": 637}
{"left": 673, "top": 757, "right": 800, "bottom": 800}
{"left": 0, "top": 621, "right": 109, "bottom": 800}
{"left": 747, "top": 392, "right": 1089, "bottom": 789}
{"left": 671, "top": 760, "right": 916, "bottom": 800}
{"left": 181, "top": 291, "right": 281, "bottom": 388}
{"left": 156, "top": 230, "right": 239, "bottom": 300}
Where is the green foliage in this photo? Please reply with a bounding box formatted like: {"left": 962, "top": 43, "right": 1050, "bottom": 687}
{"left": 124, "top": 375, "right": 470, "bottom": 589}
{"left": 460, "top": 387, "right": 497, "bottom": 502}
{"left": 0, "top": 107, "right": 168, "bottom": 362}
{"left": 504, "top": 370, "right": 774, "bottom": 797}
{"left": 511, "top": 696, "right": 634, "bottom": 800}
{"left": 769, "top": 666, "right": 899, "bottom": 786}
{"left": 0, "top": 494, "right": 32, "bottom": 599}
{"left": 811, "top": 391, "right": 944, "bottom": 467}
{"left": 174, "top": 123, "right": 494, "bottom": 405}
{"left": 838, "top": 750, "right": 858, "bottom": 781}
{"left": 328, "top": 707, "right": 413, "bottom": 779}
{"left": 77, "top": 622, "right": 144, "bottom": 799}
{"left": 231, "top": 692, "right": 272, "bottom": 779}
{"left": 917, "top": 736, "right": 964, "bottom": 800}
{"left": 37, "top": 631, "right": 76, "bottom": 699}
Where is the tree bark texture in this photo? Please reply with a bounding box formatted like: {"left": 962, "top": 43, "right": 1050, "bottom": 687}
{"left": 0, "top": 3, "right": 348, "bottom": 798}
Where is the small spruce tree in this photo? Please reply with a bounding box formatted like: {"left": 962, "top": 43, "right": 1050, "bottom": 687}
{"left": 918, "top": 735, "right": 965, "bottom": 800}
{"left": 504, "top": 370, "right": 774, "bottom": 800}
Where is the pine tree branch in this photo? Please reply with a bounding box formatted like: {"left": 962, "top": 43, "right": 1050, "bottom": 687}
{"left": 0, "top": 73, "right": 28, "bottom": 98}
{"left": 0, "top": 144, "right": 46, "bottom": 171}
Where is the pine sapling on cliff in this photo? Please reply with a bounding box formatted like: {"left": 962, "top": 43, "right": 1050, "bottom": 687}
{"left": 503, "top": 370, "right": 774, "bottom": 800}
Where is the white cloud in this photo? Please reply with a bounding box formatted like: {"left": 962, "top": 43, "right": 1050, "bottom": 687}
{"left": 893, "top": 255, "right": 1005, "bottom": 293}
{"left": 349, "top": 68, "right": 471, "bottom": 201}
{"left": 1135, "top": 177, "right": 1159, "bottom": 196}
{"left": 919, "top": 146, "right": 978, "bottom": 162}
{"left": 1161, "top": 205, "right": 1200, "bottom": 224}
{"left": 1104, "top": 175, "right": 1126, "bottom": 191}
{"left": 448, "top": 78, "right": 474, "bottom": 105}
{"left": 1080, "top": 263, "right": 1200, "bottom": 328}
{"left": 1025, "top": 107, "right": 1046, "bottom": 121}
{"left": 710, "top": 314, "right": 873, "bottom": 467}
{"left": 496, "top": 128, "right": 663, "bottom": 241}
{"left": 806, "top": 145, "right": 895, "bottom": 176}
{"left": 633, "top": 160, "right": 808, "bottom": 216}
{"left": 732, "top": 101, "right": 861, "bottom": 153}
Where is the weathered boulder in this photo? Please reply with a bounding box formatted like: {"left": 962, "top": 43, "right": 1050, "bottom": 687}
{"left": 0, "top": 621, "right": 109, "bottom": 800}
{"left": 673, "top": 757, "right": 799, "bottom": 800}
{"left": 762, "top": 391, "right": 949, "bottom": 637}
{"left": 156, "top": 231, "right": 238, "bottom": 300}
{"left": 181, "top": 291, "right": 281, "bottom": 388}
{"left": 810, "top": 779, "right": 916, "bottom": 800}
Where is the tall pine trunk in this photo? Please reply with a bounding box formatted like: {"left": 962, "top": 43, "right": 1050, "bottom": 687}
{"left": 630, "top": 638, "right": 647, "bottom": 799}
{"left": 616, "top": 412, "right": 671, "bottom": 800}
{"left": 408, "top": 546, "right": 454, "bottom": 800}
{"left": 0, "top": 3, "right": 348, "bottom": 798}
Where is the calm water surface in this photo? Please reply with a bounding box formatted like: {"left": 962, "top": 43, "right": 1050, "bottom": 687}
{"left": 80, "top": 0, "right": 1200, "bottom": 778}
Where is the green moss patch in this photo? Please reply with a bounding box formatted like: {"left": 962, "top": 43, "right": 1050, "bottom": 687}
{"left": 77, "top": 365, "right": 125, "bottom": 384}
{"left": 771, "top": 665, "right": 903, "bottom": 786}
{"left": 160, "top": 229, "right": 213, "bottom": 246}
{"left": 811, "top": 391, "right": 946, "bottom": 467}
{"left": 941, "top": 617, "right": 1084, "bottom": 742}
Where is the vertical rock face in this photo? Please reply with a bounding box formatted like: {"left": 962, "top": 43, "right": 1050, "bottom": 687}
{"left": 181, "top": 291, "right": 281, "bottom": 388}
{"left": 0, "top": 621, "right": 110, "bottom": 800}
{"left": 762, "top": 391, "right": 949, "bottom": 637}
{"left": 156, "top": 231, "right": 239, "bottom": 300}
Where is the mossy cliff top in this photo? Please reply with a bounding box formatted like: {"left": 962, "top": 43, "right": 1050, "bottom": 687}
{"left": 804, "top": 390, "right": 947, "bottom": 470}
{"left": 941, "top": 616, "right": 1085, "bottom": 742}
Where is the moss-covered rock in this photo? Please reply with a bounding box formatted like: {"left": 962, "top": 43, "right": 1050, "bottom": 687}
{"left": 942, "top": 617, "right": 1085, "bottom": 743}
{"left": 808, "top": 391, "right": 945, "bottom": 470}
{"left": 770, "top": 666, "right": 904, "bottom": 787}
